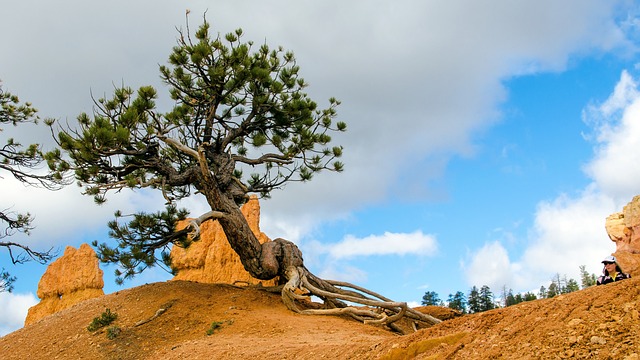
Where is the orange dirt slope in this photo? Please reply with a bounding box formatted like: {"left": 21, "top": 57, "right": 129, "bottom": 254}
{"left": 1, "top": 277, "right": 639, "bottom": 359}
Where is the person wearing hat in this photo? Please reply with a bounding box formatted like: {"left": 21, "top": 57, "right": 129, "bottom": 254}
{"left": 596, "top": 255, "right": 631, "bottom": 285}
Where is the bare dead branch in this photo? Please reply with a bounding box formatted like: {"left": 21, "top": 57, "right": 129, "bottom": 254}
{"left": 160, "top": 136, "right": 199, "bottom": 159}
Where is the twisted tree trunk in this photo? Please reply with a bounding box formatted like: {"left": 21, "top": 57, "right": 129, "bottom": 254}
{"left": 197, "top": 147, "right": 441, "bottom": 334}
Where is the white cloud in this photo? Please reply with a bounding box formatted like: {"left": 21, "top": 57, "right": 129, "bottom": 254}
{"left": 0, "top": 291, "right": 38, "bottom": 336}
{"left": 584, "top": 72, "right": 640, "bottom": 200}
{"left": 260, "top": 213, "right": 329, "bottom": 247}
{"left": 464, "top": 241, "right": 515, "bottom": 291}
{"left": 322, "top": 231, "right": 438, "bottom": 259}
{"left": 305, "top": 230, "right": 438, "bottom": 285}
{"left": 595, "top": 70, "right": 640, "bottom": 118}
{"left": 518, "top": 189, "right": 616, "bottom": 284}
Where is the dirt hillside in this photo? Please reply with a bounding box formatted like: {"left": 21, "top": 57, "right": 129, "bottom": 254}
{"left": 1, "top": 277, "right": 639, "bottom": 359}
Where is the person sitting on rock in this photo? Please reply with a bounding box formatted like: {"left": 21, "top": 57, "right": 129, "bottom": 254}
{"left": 596, "top": 255, "right": 631, "bottom": 285}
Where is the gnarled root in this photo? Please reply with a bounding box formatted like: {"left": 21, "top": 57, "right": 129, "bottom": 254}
{"left": 249, "top": 238, "right": 440, "bottom": 334}
{"left": 280, "top": 265, "right": 441, "bottom": 335}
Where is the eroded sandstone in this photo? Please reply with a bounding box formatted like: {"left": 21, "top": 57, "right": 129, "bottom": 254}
{"left": 170, "top": 195, "right": 278, "bottom": 286}
{"left": 605, "top": 194, "right": 640, "bottom": 276}
{"left": 25, "top": 243, "right": 104, "bottom": 326}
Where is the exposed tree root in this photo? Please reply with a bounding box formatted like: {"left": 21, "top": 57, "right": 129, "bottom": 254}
{"left": 184, "top": 219, "right": 440, "bottom": 335}
{"left": 279, "top": 265, "right": 441, "bottom": 335}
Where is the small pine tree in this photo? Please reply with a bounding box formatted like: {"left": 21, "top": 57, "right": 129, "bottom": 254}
{"left": 547, "top": 282, "right": 559, "bottom": 298}
{"left": 505, "top": 289, "right": 517, "bottom": 307}
{"left": 447, "top": 291, "right": 467, "bottom": 314}
{"left": 479, "top": 285, "right": 495, "bottom": 311}
{"left": 579, "top": 265, "right": 597, "bottom": 289}
{"left": 565, "top": 278, "right": 580, "bottom": 293}
{"left": 468, "top": 286, "right": 481, "bottom": 313}
{"left": 87, "top": 309, "right": 118, "bottom": 332}
{"left": 538, "top": 285, "right": 547, "bottom": 299}
{"left": 421, "top": 291, "right": 443, "bottom": 306}
{"left": 514, "top": 293, "right": 524, "bottom": 304}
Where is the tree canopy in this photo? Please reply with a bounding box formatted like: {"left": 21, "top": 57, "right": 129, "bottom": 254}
{"left": 0, "top": 81, "right": 68, "bottom": 292}
{"left": 51, "top": 17, "right": 440, "bottom": 333}
{"left": 447, "top": 291, "right": 467, "bottom": 313}
{"left": 421, "top": 291, "right": 443, "bottom": 306}
{"left": 54, "top": 19, "right": 345, "bottom": 279}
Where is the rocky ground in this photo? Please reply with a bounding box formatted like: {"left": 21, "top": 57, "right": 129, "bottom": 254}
{"left": 1, "top": 277, "right": 639, "bottom": 359}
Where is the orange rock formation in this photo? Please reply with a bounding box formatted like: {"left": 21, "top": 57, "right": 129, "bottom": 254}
{"left": 26, "top": 196, "right": 278, "bottom": 325}
{"left": 170, "top": 195, "right": 278, "bottom": 286}
{"left": 25, "top": 243, "right": 104, "bottom": 326}
{"left": 605, "top": 194, "right": 640, "bottom": 276}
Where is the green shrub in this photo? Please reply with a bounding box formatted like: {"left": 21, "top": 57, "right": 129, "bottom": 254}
{"left": 106, "top": 326, "right": 121, "bottom": 340}
{"left": 87, "top": 308, "right": 118, "bottom": 332}
{"left": 206, "top": 321, "right": 225, "bottom": 335}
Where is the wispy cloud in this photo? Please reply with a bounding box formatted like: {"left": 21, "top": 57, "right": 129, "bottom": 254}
{"left": 320, "top": 231, "right": 438, "bottom": 259}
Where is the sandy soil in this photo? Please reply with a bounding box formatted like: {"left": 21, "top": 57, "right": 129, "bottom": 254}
{"left": 1, "top": 277, "right": 639, "bottom": 359}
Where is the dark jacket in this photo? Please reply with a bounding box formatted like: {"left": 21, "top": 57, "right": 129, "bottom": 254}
{"left": 597, "top": 271, "right": 631, "bottom": 285}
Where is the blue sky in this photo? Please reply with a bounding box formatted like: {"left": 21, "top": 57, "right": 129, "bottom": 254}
{"left": 2, "top": 1, "right": 640, "bottom": 336}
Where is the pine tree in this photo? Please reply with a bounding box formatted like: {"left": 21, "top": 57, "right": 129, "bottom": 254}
{"left": 447, "top": 291, "right": 467, "bottom": 313}
{"left": 523, "top": 292, "right": 537, "bottom": 301}
{"left": 565, "top": 278, "right": 580, "bottom": 293}
{"left": 468, "top": 286, "right": 481, "bottom": 313}
{"left": 479, "top": 285, "right": 495, "bottom": 311}
{"left": 538, "top": 285, "right": 547, "bottom": 299}
{"left": 47, "top": 16, "right": 440, "bottom": 332}
{"left": 514, "top": 293, "right": 524, "bottom": 304}
{"left": 579, "top": 265, "right": 597, "bottom": 289}
{"left": 421, "top": 291, "right": 443, "bottom": 306}
{"left": 505, "top": 289, "right": 517, "bottom": 307}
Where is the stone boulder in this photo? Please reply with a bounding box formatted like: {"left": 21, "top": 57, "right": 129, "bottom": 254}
{"left": 170, "top": 195, "right": 278, "bottom": 286}
{"left": 25, "top": 243, "right": 104, "bottom": 326}
{"left": 605, "top": 194, "right": 640, "bottom": 276}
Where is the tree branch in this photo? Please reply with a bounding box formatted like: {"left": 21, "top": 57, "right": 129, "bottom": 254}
{"left": 159, "top": 136, "right": 199, "bottom": 159}
{"left": 0, "top": 241, "right": 56, "bottom": 265}
{"left": 182, "top": 210, "right": 226, "bottom": 239}
{"left": 232, "top": 152, "right": 293, "bottom": 166}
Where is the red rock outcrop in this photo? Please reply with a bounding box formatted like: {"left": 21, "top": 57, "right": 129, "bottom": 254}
{"left": 25, "top": 243, "right": 104, "bottom": 326}
{"left": 170, "top": 195, "right": 278, "bottom": 286}
{"left": 605, "top": 194, "right": 640, "bottom": 276}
